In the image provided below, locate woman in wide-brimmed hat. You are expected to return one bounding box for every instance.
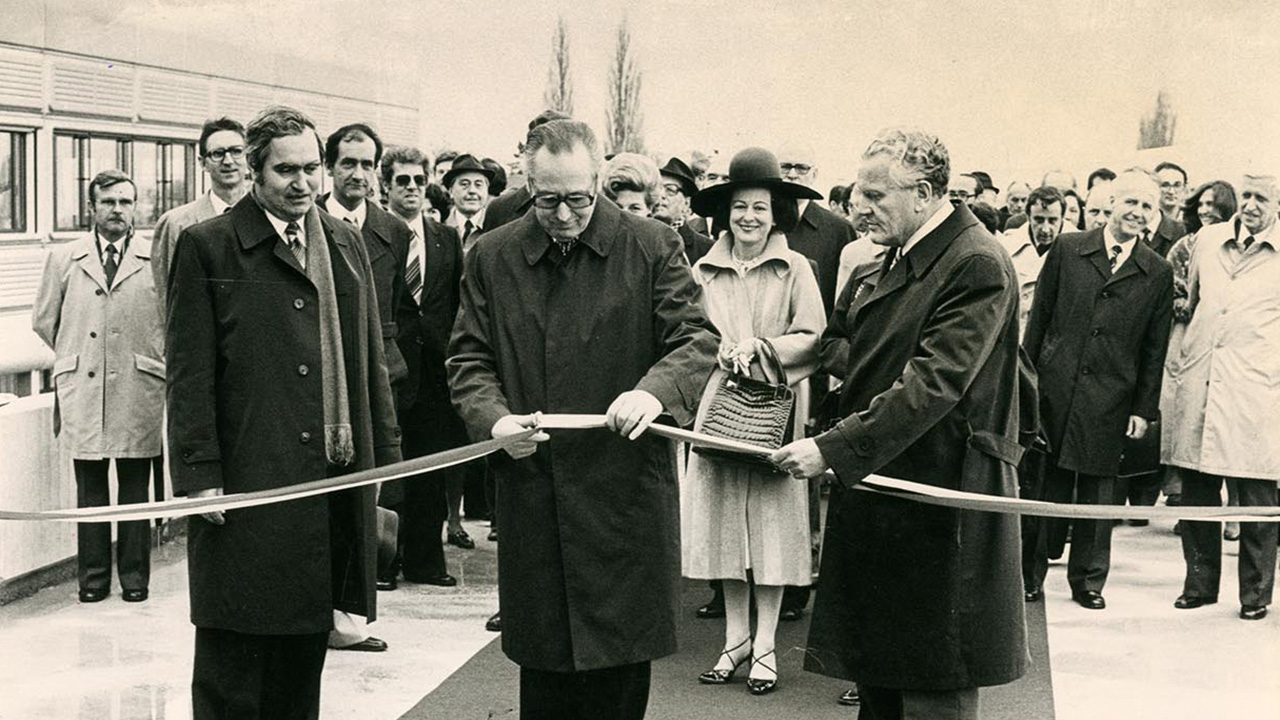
[682,146,827,696]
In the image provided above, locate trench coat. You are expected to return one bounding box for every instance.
[447,199,719,672]
[806,204,1028,691]
[1023,228,1173,476]
[166,195,401,635]
[1166,217,1280,481]
[152,191,220,315]
[32,233,165,459]
[681,232,825,587]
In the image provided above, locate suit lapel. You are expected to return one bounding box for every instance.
[421,219,452,303]
[112,238,150,288]
[1080,229,1112,281]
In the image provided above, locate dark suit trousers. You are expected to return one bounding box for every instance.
[395,414,450,580]
[74,457,154,593]
[1180,471,1278,606]
[192,627,328,720]
[1018,446,1050,591]
[519,662,650,720]
[857,685,979,720]
[1027,465,1116,593]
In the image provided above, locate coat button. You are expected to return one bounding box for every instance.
[300,431,311,444]
[182,450,192,459]
[96,289,104,296]
[298,364,309,376]
[294,298,305,310]
[88,371,95,378]
[90,331,97,338]
[1091,328,1100,337]
[1100,291,1110,299]
[1081,366,1092,375]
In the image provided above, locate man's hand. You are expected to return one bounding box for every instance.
[492,413,550,459]
[606,390,664,440]
[770,438,831,480]
[1126,415,1149,440]
[192,487,225,526]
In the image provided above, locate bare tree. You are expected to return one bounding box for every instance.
[1138,89,1177,150]
[605,19,645,155]
[543,16,574,115]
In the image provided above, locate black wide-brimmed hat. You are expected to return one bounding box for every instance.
[442,153,495,188]
[690,147,823,218]
[658,157,699,198]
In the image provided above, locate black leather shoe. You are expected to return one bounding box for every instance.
[412,573,457,587]
[1174,594,1218,609]
[335,636,388,652]
[487,528,498,542]
[79,589,109,603]
[698,637,751,685]
[779,607,803,622]
[837,687,861,706]
[122,589,148,603]
[1072,590,1106,609]
[696,601,725,619]
[1024,587,1044,603]
[376,576,398,591]
[447,530,475,549]
[1240,604,1268,621]
[485,612,502,632]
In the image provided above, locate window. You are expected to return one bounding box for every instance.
[55,132,197,231]
[0,130,28,233]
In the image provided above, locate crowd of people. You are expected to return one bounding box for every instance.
[28,103,1279,720]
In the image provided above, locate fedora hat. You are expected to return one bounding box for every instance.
[442,153,495,189]
[658,157,699,198]
[691,147,823,218]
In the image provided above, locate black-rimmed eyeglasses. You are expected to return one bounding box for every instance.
[206,146,245,162]
[531,192,595,210]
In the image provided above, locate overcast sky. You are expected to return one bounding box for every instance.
[104,0,1280,190]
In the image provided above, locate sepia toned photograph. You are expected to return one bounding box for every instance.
[0,1,1277,718]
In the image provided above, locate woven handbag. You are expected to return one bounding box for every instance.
[693,339,794,471]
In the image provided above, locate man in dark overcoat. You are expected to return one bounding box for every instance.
[773,128,1026,720]
[166,106,401,720]
[1022,169,1174,609]
[447,119,718,720]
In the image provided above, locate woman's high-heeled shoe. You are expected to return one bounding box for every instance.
[698,637,752,684]
[746,649,778,695]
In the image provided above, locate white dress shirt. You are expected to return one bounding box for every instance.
[262,209,306,250]
[1104,224,1136,271]
[333,198,368,229]
[900,202,955,259]
[209,191,232,216]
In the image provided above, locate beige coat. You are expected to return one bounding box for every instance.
[32,234,165,459]
[151,192,219,316]
[1166,217,1280,481]
[681,232,825,586]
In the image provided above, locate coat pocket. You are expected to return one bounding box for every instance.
[134,353,166,380]
[53,354,79,382]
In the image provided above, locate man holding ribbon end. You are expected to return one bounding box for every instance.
[447,118,718,720]
[772,128,1027,720]
[166,106,401,720]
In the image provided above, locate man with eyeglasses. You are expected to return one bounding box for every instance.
[948,173,982,208]
[1149,161,1189,257]
[152,117,249,312]
[379,145,465,592]
[448,119,718,719]
[654,157,713,265]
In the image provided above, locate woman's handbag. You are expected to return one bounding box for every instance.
[693,339,794,471]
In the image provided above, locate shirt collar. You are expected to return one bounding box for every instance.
[262,207,304,247]
[208,191,231,216]
[452,207,486,231]
[901,202,954,257]
[1104,223,1136,250]
[95,229,130,258]
[334,198,367,228]
[1232,215,1278,249]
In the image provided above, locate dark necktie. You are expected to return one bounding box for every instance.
[285,221,306,271]
[1109,244,1122,271]
[879,246,900,280]
[1243,235,1255,252]
[463,219,475,243]
[103,244,119,288]
[345,216,358,227]
[405,229,423,305]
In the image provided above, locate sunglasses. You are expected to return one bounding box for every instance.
[393,174,429,188]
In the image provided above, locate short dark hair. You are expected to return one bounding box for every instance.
[88,169,135,203]
[198,117,246,158]
[828,184,845,201]
[482,157,508,196]
[424,182,452,223]
[325,123,383,168]
[970,202,1001,234]
[1183,180,1237,234]
[1025,185,1064,214]
[434,149,458,167]
[1154,161,1188,184]
[710,188,801,236]
[245,106,322,174]
[1062,189,1085,230]
[380,146,431,189]
[1087,167,1116,190]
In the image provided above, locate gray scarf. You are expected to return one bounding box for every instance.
[302,207,355,466]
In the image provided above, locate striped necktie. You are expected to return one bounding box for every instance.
[1109,244,1122,271]
[285,221,306,271]
[405,229,423,304]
